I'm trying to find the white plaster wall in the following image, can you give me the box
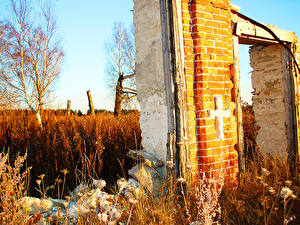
[134,0,169,162]
[250,44,291,158]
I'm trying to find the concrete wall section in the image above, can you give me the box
[134,0,169,162]
[250,44,291,157]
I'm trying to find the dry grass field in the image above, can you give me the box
[0,108,299,224]
[0,110,141,196]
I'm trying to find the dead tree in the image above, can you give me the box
[87,90,95,116]
[114,73,136,117]
[105,22,136,117]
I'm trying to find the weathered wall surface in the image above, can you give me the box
[134,0,239,182]
[181,0,239,180]
[250,44,291,158]
[134,0,169,162]
[294,44,300,170]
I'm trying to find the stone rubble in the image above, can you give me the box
[19,151,208,225]
[127,149,163,168]
[20,178,141,225]
[127,149,164,195]
[20,150,166,224]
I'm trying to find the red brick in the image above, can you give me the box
[193,0,211,4]
[215,41,227,48]
[210,89,226,95]
[214,28,230,35]
[209,75,225,82]
[206,20,221,28]
[186,75,194,83]
[213,15,229,22]
[181,3,189,11]
[198,133,217,141]
[185,68,194,75]
[185,54,194,61]
[192,25,213,33]
[198,156,215,164]
[182,18,191,25]
[194,101,214,110]
[204,5,220,14]
[183,32,193,39]
[192,32,206,39]
[186,61,194,68]
[193,39,214,47]
[217,68,230,75]
[184,39,194,46]
[194,53,210,60]
[216,55,229,61]
[190,4,204,12]
[207,47,216,54]
[182,11,191,19]
[194,81,208,89]
[183,25,190,32]
[220,8,230,16]
[184,46,193,54]
[192,18,206,25]
[212,2,229,10]
[209,82,224,89]
[194,74,209,81]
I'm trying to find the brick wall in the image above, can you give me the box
[181,0,238,181]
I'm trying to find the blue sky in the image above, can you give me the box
[54,0,134,112]
[0,0,299,112]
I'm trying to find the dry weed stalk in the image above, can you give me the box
[194,172,224,224]
[0,152,30,225]
[179,170,225,225]
[119,169,225,225]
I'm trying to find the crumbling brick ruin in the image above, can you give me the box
[132,0,300,189]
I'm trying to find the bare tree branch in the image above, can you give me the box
[123,73,135,79]
[123,87,136,92]
[122,91,136,95]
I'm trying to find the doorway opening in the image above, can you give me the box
[236,41,297,166]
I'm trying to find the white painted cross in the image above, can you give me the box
[207,96,231,140]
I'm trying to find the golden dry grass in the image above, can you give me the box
[219,104,300,225]
[0,110,141,197]
[0,108,299,225]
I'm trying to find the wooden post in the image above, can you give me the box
[67,100,71,116]
[233,36,245,172]
[87,90,95,115]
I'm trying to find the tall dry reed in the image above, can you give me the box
[0,110,141,197]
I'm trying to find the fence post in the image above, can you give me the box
[67,100,71,116]
[87,90,95,115]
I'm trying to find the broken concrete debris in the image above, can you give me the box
[127,149,163,168]
[127,149,164,195]
[19,178,140,225]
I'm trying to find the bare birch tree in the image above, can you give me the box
[1,0,63,125]
[0,22,9,106]
[105,22,136,117]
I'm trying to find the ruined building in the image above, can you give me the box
[129,0,300,190]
